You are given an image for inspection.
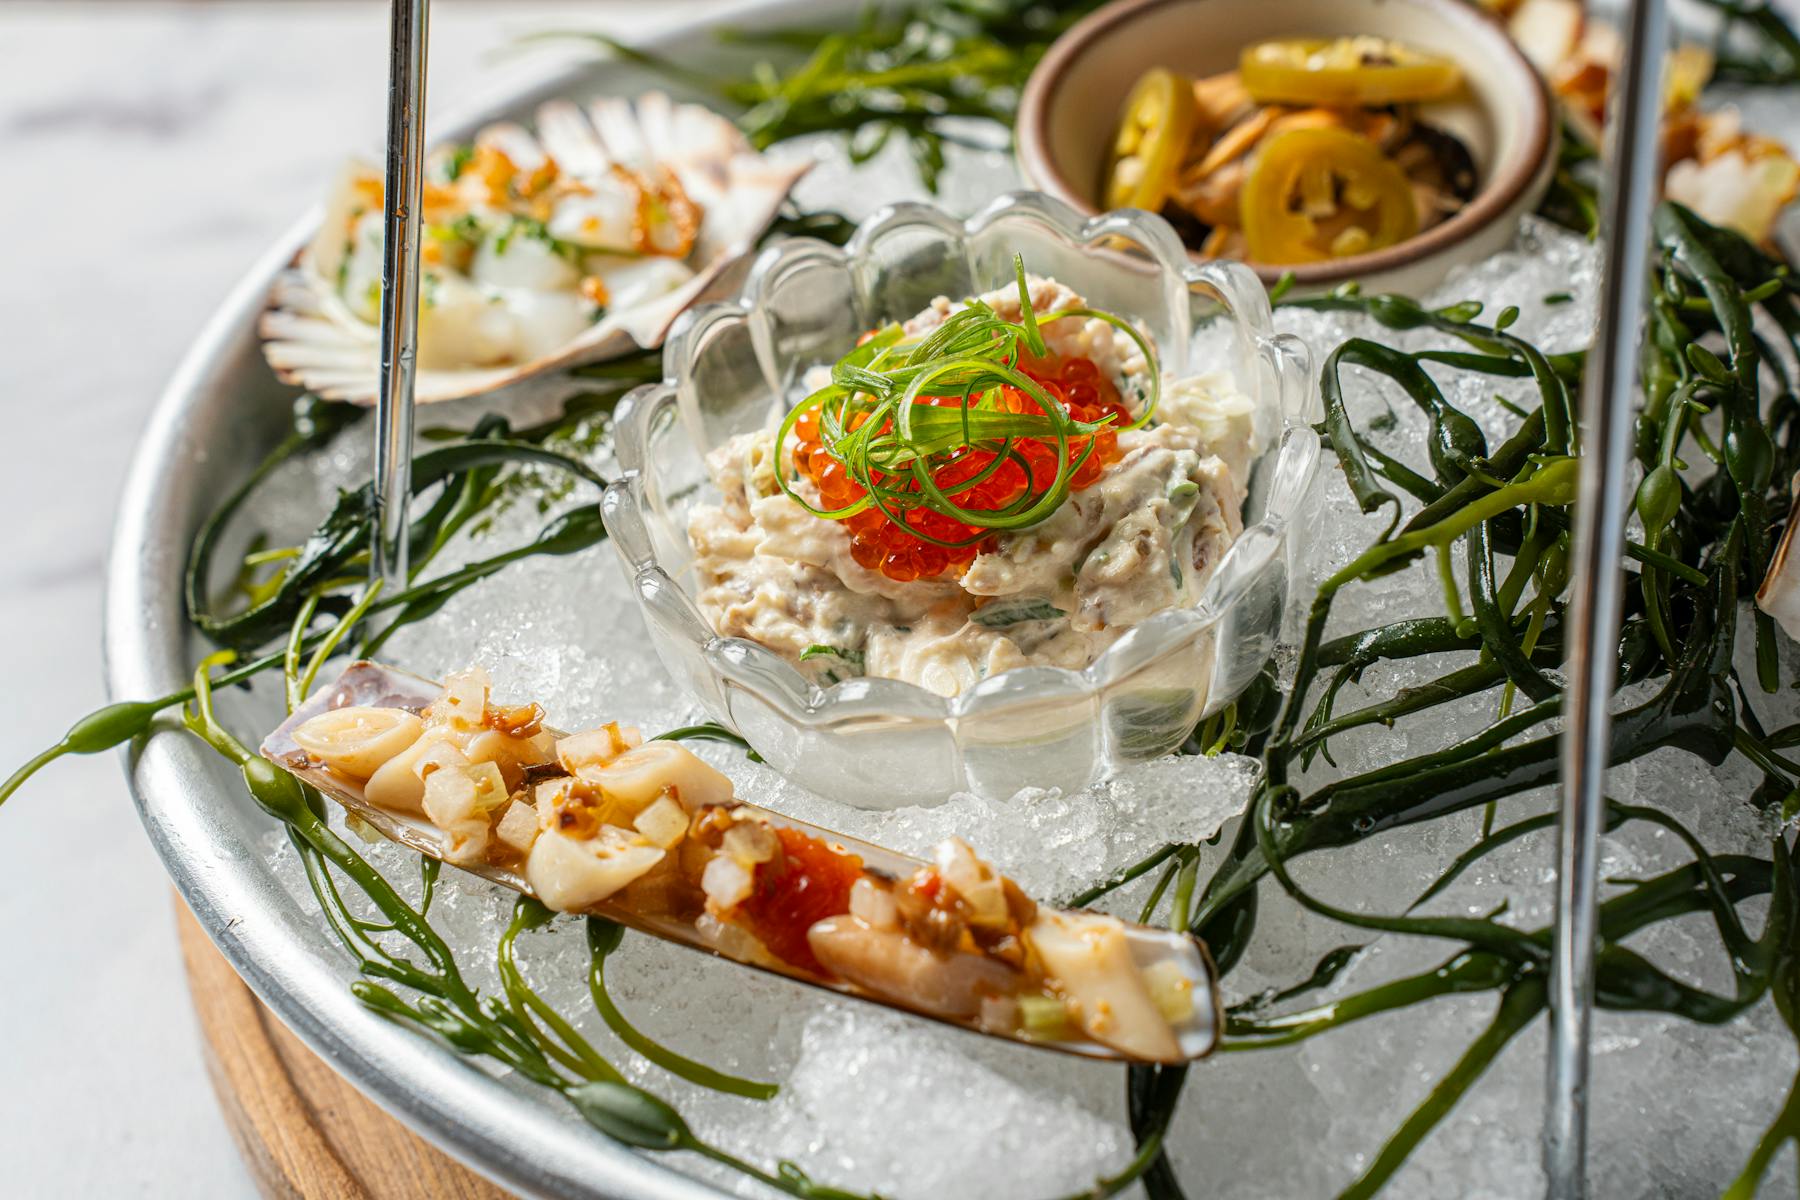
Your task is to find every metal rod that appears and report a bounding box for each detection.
[1545,0,1668,1194]
[372,0,431,590]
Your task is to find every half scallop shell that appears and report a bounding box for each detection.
[263,660,1223,1064]
[259,92,809,405]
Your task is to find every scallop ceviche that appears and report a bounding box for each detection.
[686,269,1257,698]
[260,92,807,404]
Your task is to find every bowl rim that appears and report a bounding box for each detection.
[601,190,1322,751]
[1015,0,1556,287]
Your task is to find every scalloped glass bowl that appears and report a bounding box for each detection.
[600,192,1320,808]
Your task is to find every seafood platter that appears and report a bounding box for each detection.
[10,0,1800,1196]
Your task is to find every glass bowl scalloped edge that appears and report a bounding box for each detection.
[600,190,1322,809]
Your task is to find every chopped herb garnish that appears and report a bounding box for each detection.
[440,143,475,182]
[799,644,865,667]
[451,213,485,244]
[969,597,1065,627]
[491,215,584,266]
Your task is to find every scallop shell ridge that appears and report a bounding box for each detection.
[259,91,809,405]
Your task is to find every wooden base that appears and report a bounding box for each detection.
[175,896,515,1200]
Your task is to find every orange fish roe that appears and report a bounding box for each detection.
[789,355,1131,582]
[737,827,865,975]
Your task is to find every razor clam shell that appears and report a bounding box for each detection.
[1757,476,1800,639]
[258,91,810,406]
[262,660,1222,1064]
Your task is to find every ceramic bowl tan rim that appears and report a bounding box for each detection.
[1016,0,1555,288]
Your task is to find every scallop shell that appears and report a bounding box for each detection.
[259,92,809,405]
[1757,479,1800,638]
[264,660,1223,1064]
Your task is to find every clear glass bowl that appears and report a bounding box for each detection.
[600,192,1320,808]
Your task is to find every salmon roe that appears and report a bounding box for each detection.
[738,827,864,975]
[789,355,1131,582]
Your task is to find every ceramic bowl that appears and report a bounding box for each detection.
[600,191,1321,808]
[1015,0,1557,295]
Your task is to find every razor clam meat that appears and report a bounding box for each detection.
[268,663,1220,1063]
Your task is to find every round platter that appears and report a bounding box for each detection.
[95,0,1800,1195]
[104,4,864,1197]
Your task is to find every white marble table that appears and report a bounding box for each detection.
[0,3,729,1193]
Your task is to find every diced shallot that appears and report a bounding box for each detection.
[702,853,756,910]
[934,838,1010,929]
[632,795,689,849]
[848,877,900,931]
[495,799,541,852]
[433,667,491,728]
[556,722,642,776]
[722,820,778,866]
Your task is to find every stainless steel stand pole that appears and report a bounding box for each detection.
[372,0,431,591]
[1545,0,1667,1195]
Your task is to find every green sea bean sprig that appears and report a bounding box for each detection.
[535,0,1105,191]
[1696,0,1800,86]
[3,362,656,808]
[1094,201,1800,1199]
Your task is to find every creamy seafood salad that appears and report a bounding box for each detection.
[686,275,1256,697]
[277,664,1217,1062]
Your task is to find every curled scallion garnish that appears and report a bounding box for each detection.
[1015,254,1049,360]
[775,257,1159,578]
